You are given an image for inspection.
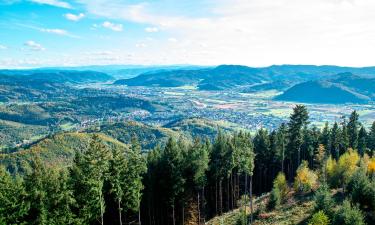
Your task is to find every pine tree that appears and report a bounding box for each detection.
[330,122,341,160]
[347,111,360,150]
[358,126,367,156]
[320,122,330,149]
[287,105,309,178]
[276,123,288,173]
[70,134,111,225]
[184,138,209,225]
[0,166,29,224]
[368,121,375,156]
[160,137,185,225]
[108,146,128,225]
[126,137,147,225]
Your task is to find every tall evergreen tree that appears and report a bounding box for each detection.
[358,126,367,156]
[368,121,375,156]
[0,166,29,224]
[347,110,360,150]
[330,122,341,160]
[108,146,128,225]
[126,137,147,225]
[287,105,309,178]
[160,137,185,225]
[70,134,111,225]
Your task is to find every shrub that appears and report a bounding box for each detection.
[325,156,337,187]
[347,167,375,211]
[268,186,281,210]
[335,149,360,188]
[273,172,288,200]
[294,161,317,193]
[333,200,365,225]
[235,213,247,225]
[314,184,334,216]
[308,211,330,225]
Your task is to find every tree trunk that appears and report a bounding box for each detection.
[138,208,141,225]
[215,181,218,215]
[219,180,223,215]
[249,175,253,225]
[172,203,176,225]
[202,186,206,224]
[118,199,123,225]
[198,191,201,225]
[245,174,248,223]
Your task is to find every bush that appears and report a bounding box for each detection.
[308,211,330,225]
[294,161,317,193]
[235,212,247,225]
[333,200,365,225]
[274,172,288,200]
[335,149,360,188]
[347,167,375,211]
[314,184,334,216]
[268,186,281,210]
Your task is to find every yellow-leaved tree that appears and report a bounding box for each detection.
[294,161,317,193]
[335,148,360,189]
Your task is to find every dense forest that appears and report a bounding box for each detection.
[1,105,375,225]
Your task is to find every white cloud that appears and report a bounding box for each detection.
[0,44,7,50]
[168,38,177,43]
[145,27,159,32]
[74,0,375,66]
[24,41,45,51]
[40,28,68,35]
[102,21,123,31]
[64,13,85,21]
[136,43,147,48]
[30,0,72,9]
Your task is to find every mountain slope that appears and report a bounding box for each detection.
[275,73,375,104]
[0,132,126,172]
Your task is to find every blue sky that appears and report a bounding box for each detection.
[1,0,375,68]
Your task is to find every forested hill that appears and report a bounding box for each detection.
[113,65,375,90]
[276,73,375,104]
[0,70,113,83]
[1,106,375,225]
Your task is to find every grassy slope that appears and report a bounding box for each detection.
[0,119,48,149]
[206,191,315,225]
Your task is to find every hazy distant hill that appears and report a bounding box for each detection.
[114,64,375,90]
[276,73,375,104]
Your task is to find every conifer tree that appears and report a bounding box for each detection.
[0,166,29,224]
[368,121,375,155]
[70,134,111,225]
[347,110,360,150]
[160,137,185,225]
[287,105,309,178]
[358,126,367,156]
[126,137,147,225]
[108,146,128,225]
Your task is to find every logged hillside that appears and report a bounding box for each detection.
[276,73,375,104]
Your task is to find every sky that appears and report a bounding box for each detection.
[0,0,375,68]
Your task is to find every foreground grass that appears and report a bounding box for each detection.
[206,191,314,225]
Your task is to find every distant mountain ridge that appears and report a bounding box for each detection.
[114,64,375,90]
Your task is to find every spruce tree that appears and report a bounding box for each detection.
[347,110,360,150]
[358,126,367,156]
[0,166,29,224]
[287,105,309,178]
[108,146,128,225]
[70,134,111,225]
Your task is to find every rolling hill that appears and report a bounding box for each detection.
[276,73,375,104]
